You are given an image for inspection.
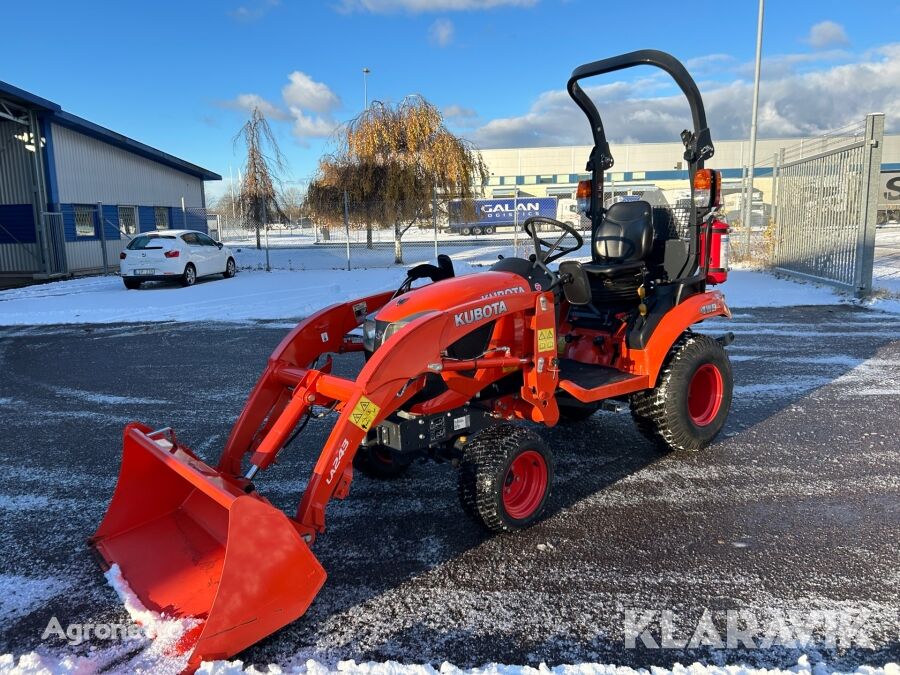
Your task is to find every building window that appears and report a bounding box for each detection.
[74,206,95,237]
[155,207,169,230]
[538,176,554,184]
[118,206,138,235]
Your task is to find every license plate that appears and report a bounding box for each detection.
[135,269,155,276]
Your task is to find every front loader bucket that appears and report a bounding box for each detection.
[91,423,326,668]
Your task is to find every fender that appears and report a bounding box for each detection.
[624,290,731,384]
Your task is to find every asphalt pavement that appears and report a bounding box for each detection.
[0,306,897,670]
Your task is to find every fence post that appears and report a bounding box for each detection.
[261,200,271,272]
[771,150,783,267]
[432,186,439,260]
[343,190,351,271]
[513,189,519,254]
[852,113,884,296]
[96,202,109,275]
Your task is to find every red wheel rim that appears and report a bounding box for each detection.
[687,363,724,426]
[502,450,548,520]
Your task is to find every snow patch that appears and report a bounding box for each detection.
[0,575,69,623]
[0,264,871,328]
[103,564,200,644]
[52,386,168,406]
[192,657,900,675]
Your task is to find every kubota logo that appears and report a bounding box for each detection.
[325,438,350,485]
[480,286,526,299]
[454,300,508,327]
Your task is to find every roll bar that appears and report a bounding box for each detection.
[567,49,715,172]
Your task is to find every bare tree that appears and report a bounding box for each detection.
[234,107,288,250]
[280,186,306,227]
[304,96,487,263]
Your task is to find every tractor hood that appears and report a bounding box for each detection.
[377,271,530,324]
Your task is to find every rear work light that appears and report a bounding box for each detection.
[693,169,721,209]
[164,250,180,258]
[119,252,127,260]
[576,179,592,215]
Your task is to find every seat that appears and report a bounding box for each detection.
[582,201,654,306]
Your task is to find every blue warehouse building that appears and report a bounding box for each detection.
[0,80,220,280]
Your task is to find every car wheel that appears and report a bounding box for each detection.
[223,257,236,278]
[461,227,471,235]
[123,278,142,290]
[484,226,495,234]
[472,227,483,235]
[180,263,197,287]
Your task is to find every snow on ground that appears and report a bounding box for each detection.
[0,653,895,675]
[0,243,878,326]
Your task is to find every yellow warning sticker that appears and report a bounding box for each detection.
[537,327,555,352]
[349,395,380,431]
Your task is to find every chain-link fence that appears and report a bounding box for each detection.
[214,192,595,271]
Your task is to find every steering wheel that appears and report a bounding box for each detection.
[522,216,584,265]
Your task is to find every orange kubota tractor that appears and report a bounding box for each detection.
[91,50,734,668]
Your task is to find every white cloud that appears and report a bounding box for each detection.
[429,18,454,47]
[444,104,477,119]
[469,44,900,148]
[338,0,537,12]
[807,20,849,49]
[227,93,291,120]
[221,71,342,142]
[282,71,341,114]
[229,0,280,21]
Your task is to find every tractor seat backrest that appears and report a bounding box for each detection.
[592,201,654,264]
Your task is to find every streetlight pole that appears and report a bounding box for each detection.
[362,67,371,110]
[743,0,765,253]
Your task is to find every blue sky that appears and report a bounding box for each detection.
[4,0,898,199]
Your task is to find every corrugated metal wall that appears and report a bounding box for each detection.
[51,123,204,207]
[65,239,127,273]
[0,119,32,204]
[0,242,40,273]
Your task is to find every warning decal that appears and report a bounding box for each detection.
[349,395,380,431]
[537,328,555,352]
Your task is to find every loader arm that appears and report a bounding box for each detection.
[218,290,394,476]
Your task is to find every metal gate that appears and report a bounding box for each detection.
[41,212,67,275]
[773,113,884,296]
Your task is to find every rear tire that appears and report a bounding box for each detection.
[472,227,483,235]
[630,333,732,451]
[484,226,495,234]
[353,444,410,480]
[223,257,236,278]
[123,278,142,290]
[180,263,197,287]
[458,424,554,532]
[461,227,471,235]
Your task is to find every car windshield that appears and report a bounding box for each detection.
[127,234,176,250]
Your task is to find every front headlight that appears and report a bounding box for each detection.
[362,317,377,352]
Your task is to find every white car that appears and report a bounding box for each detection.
[119,230,236,289]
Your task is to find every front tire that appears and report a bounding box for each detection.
[630,333,732,451]
[458,424,554,532]
[180,263,197,287]
[223,257,236,278]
